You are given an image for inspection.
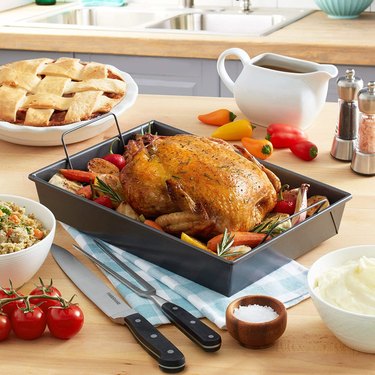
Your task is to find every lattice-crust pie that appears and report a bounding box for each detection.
[0,57,127,127]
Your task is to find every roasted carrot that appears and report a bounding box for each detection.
[241,137,273,160]
[207,231,267,252]
[33,228,45,240]
[59,169,96,183]
[76,185,93,200]
[144,219,164,231]
[198,109,237,126]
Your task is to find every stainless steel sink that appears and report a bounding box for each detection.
[146,8,312,36]
[6,5,313,36]
[8,6,180,30]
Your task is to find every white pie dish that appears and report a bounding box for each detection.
[0,67,138,147]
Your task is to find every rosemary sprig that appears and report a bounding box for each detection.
[94,178,123,204]
[217,228,235,258]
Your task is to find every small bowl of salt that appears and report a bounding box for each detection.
[226,295,287,349]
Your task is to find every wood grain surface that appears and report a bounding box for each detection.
[1,95,374,374]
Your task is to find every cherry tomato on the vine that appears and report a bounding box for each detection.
[11,305,47,340]
[94,195,113,208]
[0,288,25,317]
[103,153,126,171]
[0,314,11,341]
[47,304,84,340]
[103,138,126,171]
[29,284,62,314]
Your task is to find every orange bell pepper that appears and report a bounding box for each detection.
[241,137,273,160]
[198,109,237,126]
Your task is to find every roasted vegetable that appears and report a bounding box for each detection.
[87,158,119,175]
[306,195,330,217]
[207,229,267,254]
[253,213,292,237]
[273,184,296,215]
[59,169,96,183]
[291,183,310,225]
[144,219,164,231]
[180,232,208,250]
[103,139,126,171]
[48,173,83,193]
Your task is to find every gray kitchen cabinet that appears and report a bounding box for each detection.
[75,53,220,97]
[1,49,374,102]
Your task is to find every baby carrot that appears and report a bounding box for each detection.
[144,219,164,231]
[59,169,96,183]
[207,231,267,252]
[198,109,237,126]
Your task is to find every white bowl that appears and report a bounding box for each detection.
[0,194,56,288]
[0,67,138,146]
[307,245,375,353]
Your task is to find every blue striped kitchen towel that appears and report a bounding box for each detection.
[62,224,309,329]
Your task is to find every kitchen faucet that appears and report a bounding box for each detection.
[236,0,252,13]
[180,0,194,7]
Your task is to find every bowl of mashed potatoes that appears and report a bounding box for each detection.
[308,245,375,353]
[0,194,56,288]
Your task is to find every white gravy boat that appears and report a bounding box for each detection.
[217,48,338,129]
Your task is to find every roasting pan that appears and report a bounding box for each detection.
[29,119,352,296]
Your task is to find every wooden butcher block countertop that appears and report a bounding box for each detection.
[1,94,374,374]
[0,3,375,65]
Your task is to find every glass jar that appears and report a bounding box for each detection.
[357,82,375,154]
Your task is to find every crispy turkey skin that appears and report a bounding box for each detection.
[120,134,278,238]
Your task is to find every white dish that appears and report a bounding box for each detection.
[0,67,138,147]
[308,245,375,353]
[0,194,56,288]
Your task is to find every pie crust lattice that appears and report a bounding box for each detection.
[0,57,127,127]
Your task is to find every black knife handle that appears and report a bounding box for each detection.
[161,302,221,352]
[123,313,185,373]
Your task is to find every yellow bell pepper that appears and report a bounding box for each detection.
[181,232,209,251]
[211,119,253,141]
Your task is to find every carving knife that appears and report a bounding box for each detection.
[51,244,185,373]
[73,240,222,352]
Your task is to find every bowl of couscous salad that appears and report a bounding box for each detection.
[0,195,56,288]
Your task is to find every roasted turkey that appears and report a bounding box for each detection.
[120,134,280,238]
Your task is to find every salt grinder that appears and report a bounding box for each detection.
[351,81,375,176]
[330,69,363,161]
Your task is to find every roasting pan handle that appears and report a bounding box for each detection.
[61,112,124,170]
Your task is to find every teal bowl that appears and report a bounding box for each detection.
[315,0,373,19]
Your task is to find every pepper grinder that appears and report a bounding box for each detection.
[351,81,375,176]
[330,69,363,161]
